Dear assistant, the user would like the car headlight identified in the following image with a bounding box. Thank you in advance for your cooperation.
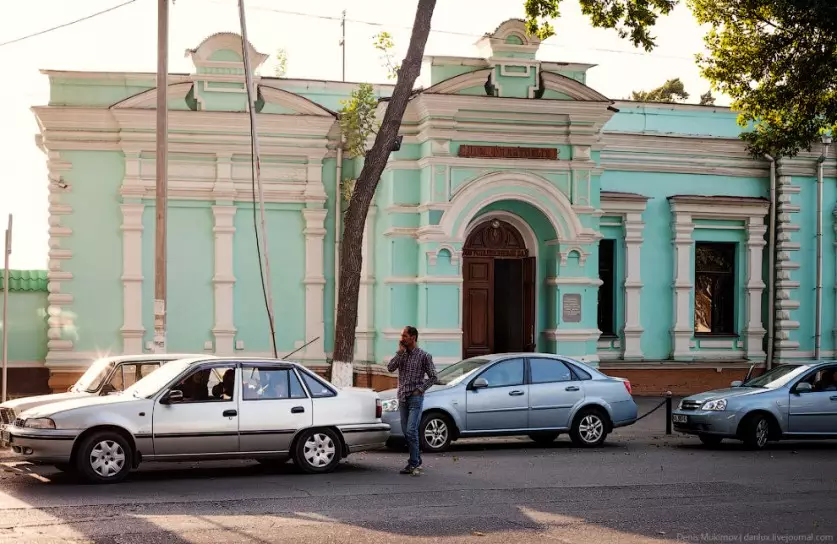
[382,399,399,412]
[678,399,685,410]
[24,418,56,429]
[701,399,727,411]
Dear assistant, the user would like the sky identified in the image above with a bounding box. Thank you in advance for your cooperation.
[0,0,716,269]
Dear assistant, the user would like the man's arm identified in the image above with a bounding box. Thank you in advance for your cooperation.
[418,352,438,392]
[387,351,406,373]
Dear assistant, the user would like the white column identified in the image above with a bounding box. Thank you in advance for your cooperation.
[744,215,767,359]
[356,205,377,361]
[212,206,237,355]
[303,208,328,360]
[45,150,74,360]
[622,211,644,359]
[671,210,694,360]
[120,203,145,353]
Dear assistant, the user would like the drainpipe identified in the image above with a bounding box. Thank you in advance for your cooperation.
[334,132,344,340]
[815,135,832,360]
[765,153,777,370]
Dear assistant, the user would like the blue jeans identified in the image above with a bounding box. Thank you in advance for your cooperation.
[400,394,423,467]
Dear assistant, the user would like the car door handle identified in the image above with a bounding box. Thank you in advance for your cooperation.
[222,409,237,417]
[509,390,525,396]
[291,406,305,414]
[565,386,580,392]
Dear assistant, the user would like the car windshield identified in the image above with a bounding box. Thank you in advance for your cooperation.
[124,359,194,398]
[436,358,488,385]
[71,358,115,393]
[742,364,807,388]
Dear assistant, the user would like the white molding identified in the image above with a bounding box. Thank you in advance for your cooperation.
[546,276,603,287]
[464,211,539,259]
[257,86,336,117]
[111,82,193,109]
[385,276,463,285]
[380,328,462,341]
[356,206,377,361]
[542,328,600,342]
[669,195,769,361]
[120,203,145,353]
[186,31,268,72]
[303,208,328,359]
[423,69,493,95]
[774,174,801,355]
[540,71,611,102]
[212,206,237,355]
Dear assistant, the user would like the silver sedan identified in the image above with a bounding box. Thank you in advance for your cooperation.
[2,357,389,483]
[380,353,638,452]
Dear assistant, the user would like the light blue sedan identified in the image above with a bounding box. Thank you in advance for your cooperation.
[380,353,638,453]
[672,361,837,449]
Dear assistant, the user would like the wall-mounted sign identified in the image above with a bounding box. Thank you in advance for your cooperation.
[458,145,559,160]
[562,293,582,323]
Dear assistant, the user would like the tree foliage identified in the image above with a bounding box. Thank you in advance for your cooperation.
[689,0,837,157]
[631,77,690,102]
[273,48,287,77]
[373,31,400,80]
[524,0,678,50]
[699,91,716,106]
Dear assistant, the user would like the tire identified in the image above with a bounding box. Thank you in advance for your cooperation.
[740,413,771,450]
[419,412,454,453]
[74,431,133,484]
[528,432,559,445]
[698,434,723,446]
[292,428,342,474]
[569,408,609,447]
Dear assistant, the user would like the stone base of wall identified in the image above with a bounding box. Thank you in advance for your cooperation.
[2,367,52,399]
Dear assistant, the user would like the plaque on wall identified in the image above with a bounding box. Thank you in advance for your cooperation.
[457,145,559,160]
[562,293,582,323]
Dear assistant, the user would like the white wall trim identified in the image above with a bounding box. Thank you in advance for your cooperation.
[546,276,604,287]
[385,276,463,285]
[120,203,145,353]
[423,69,493,94]
[542,328,601,342]
[211,206,237,355]
[380,328,463,341]
[303,208,328,360]
[356,206,377,361]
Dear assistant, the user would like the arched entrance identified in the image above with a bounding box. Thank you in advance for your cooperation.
[462,218,536,359]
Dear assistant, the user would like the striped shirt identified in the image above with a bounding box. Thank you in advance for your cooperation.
[387,347,438,402]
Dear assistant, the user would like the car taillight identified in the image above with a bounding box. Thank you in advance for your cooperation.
[623,380,632,395]
[375,398,382,419]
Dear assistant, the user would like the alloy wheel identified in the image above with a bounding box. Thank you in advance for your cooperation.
[578,414,604,444]
[424,418,448,450]
[755,418,769,448]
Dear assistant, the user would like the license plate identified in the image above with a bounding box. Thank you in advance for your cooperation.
[672,414,688,423]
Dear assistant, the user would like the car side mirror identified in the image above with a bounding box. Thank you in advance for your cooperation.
[794,382,813,394]
[472,378,489,390]
[100,383,116,396]
[161,389,184,404]
[730,380,743,388]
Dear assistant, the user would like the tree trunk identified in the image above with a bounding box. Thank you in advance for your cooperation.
[331,0,437,386]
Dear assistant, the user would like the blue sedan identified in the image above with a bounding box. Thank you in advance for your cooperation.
[672,361,837,449]
[380,353,638,453]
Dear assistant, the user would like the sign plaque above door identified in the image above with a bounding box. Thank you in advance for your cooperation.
[457,145,559,160]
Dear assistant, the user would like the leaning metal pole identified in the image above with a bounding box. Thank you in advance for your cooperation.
[237,0,278,357]
[1,214,11,403]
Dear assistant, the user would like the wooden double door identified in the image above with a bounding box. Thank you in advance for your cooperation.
[461,219,536,359]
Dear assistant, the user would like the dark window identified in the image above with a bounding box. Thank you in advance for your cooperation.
[476,359,524,388]
[299,370,337,398]
[694,242,736,335]
[597,239,616,336]
[529,358,573,384]
[170,365,236,403]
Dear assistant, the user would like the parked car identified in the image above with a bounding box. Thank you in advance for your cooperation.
[380,353,637,452]
[1,357,389,483]
[671,360,837,449]
[0,354,206,426]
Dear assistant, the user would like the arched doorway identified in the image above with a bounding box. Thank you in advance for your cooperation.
[462,218,536,359]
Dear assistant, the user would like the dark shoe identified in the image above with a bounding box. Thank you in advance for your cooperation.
[400,464,417,475]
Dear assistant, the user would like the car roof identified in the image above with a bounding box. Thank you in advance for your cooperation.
[174,356,301,367]
[107,353,211,363]
[480,353,578,361]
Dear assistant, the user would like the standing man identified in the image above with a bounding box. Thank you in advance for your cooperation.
[387,326,437,475]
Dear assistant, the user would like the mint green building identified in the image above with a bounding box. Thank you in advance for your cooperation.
[23,19,835,393]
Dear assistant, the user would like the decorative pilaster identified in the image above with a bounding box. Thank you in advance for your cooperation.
[211,206,237,355]
[774,173,802,355]
[120,204,145,353]
[45,151,74,361]
[671,209,694,360]
[622,211,645,359]
[356,205,377,362]
[744,215,768,359]
[303,208,328,360]
[833,207,837,353]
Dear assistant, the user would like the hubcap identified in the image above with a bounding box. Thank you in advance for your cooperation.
[755,419,769,447]
[579,414,604,443]
[89,440,126,478]
[424,418,448,449]
[303,433,336,468]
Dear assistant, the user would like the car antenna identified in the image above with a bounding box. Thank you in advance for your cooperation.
[280,336,321,360]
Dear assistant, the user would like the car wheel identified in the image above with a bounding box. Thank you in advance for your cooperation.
[569,408,609,447]
[419,412,453,453]
[528,432,559,445]
[75,431,133,484]
[698,434,723,447]
[293,428,342,474]
[741,414,771,450]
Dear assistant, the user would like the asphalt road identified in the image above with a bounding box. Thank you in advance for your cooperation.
[1,398,836,544]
